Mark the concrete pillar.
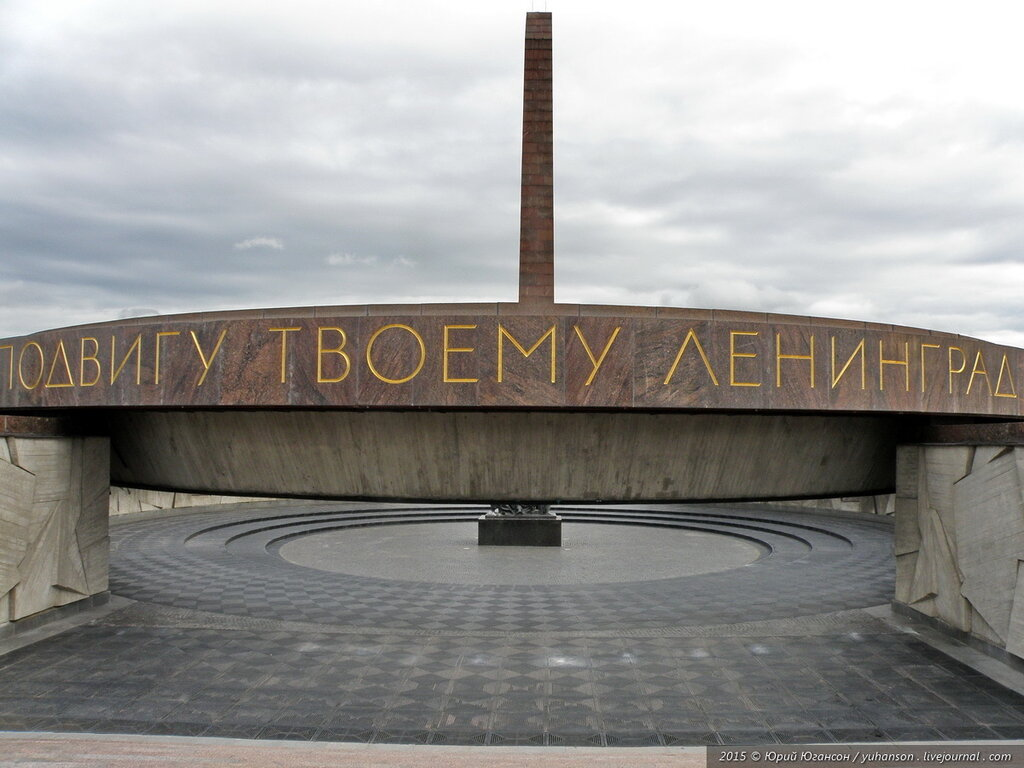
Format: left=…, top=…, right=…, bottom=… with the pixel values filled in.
left=894, top=436, right=1024, bottom=662
left=0, top=417, right=109, bottom=634
left=518, top=12, right=555, bottom=304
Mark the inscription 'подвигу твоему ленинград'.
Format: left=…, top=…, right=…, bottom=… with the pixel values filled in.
left=2, top=11, right=1022, bottom=424
left=0, top=307, right=1020, bottom=418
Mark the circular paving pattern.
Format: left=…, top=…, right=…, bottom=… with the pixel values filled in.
left=9, top=503, right=1024, bottom=747
left=110, top=503, right=895, bottom=633
left=277, top=522, right=764, bottom=584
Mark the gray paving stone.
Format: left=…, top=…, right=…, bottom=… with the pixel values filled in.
left=0, top=503, right=1021, bottom=746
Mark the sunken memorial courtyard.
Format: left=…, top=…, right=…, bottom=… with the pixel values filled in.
left=2, top=11, right=1024, bottom=754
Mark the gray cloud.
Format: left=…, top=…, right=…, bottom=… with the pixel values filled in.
left=1, top=0, right=1023, bottom=348
left=235, top=237, right=284, bottom=251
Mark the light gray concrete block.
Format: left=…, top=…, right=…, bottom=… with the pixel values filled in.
left=148, top=490, right=176, bottom=509
left=55, top=500, right=89, bottom=598
left=895, top=551, right=919, bottom=605
left=975, top=445, right=1009, bottom=469
left=77, top=442, right=109, bottom=593
left=894, top=494, right=922, bottom=557
left=172, top=492, right=263, bottom=508
left=109, top=486, right=142, bottom=515
left=922, top=446, right=972, bottom=544
left=9, top=439, right=72, bottom=504
left=972, top=607, right=1005, bottom=647
left=909, top=507, right=970, bottom=630
left=80, top=538, right=108, bottom=594
left=79, top=439, right=109, bottom=544
left=78, top=440, right=109, bottom=594
left=927, top=509, right=971, bottom=630
left=1015, top=450, right=1024, bottom=507
left=896, top=446, right=919, bottom=499
left=55, top=441, right=88, bottom=597
left=914, top=595, right=938, bottom=617
left=108, top=487, right=123, bottom=515
left=1, top=437, right=110, bottom=622
left=876, top=494, right=895, bottom=516
left=108, top=485, right=270, bottom=515
left=953, top=449, right=1024, bottom=644
left=11, top=510, right=61, bottom=620
left=1005, top=560, right=1024, bottom=659
left=0, top=458, right=36, bottom=599
left=739, top=494, right=895, bottom=517
left=894, top=443, right=1024, bottom=650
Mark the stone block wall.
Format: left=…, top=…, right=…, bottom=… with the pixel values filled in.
left=749, top=494, right=894, bottom=516
left=109, top=486, right=270, bottom=515
left=0, top=436, right=109, bottom=629
left=895, top=444, right=1024, bottom=659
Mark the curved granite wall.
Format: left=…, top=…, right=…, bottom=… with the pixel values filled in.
left=2, top=301, right=1017, bottom=502
left=1, top=303, right=1022, bottom=419
left=108, top=410, right=896, bottom=502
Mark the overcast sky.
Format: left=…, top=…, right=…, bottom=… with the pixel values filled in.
left=2, top=0, right=1023, bottom=344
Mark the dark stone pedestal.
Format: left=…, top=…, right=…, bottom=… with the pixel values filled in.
left=478, top=515, right=562, bottom=546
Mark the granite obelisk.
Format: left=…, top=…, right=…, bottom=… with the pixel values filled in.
left=480, top=12, right=562, bottom=546
left=517, top=12, right=555, bottom=304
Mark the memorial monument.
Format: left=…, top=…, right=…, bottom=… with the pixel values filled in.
left=2, top=13, right=1024, bottom=667
left=479, top=12, right=562, bottom=546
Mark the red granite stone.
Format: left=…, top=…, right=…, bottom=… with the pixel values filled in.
left=518, top=12, right=554, bottom=304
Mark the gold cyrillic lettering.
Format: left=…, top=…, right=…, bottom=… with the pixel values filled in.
left=317, top=327, right=351, bottom=383
left=664, top=328, right=718, bottom=386
left=879, top=340, right=909, bottom=392
left=729, top=331, right=761, bottom=387
left=110, top=334, right=142, bottom=385
left=443, top=325, right=478, bottom=383
left=366, top=324, right=425, bottom=384
left=948, top=346, right=966, bottom=394
left=574, top=325, right=621, bottom=386
left=920, top=343, right=940, bottom=393
left=154, top=331, right=180, bottom=385
left=17, top=342, right=44, bottom=390
left=995, top=354, right=1018, bottom=398
left=830, top=337, right=866, bottom=389
left=497, top=325, right=556, bottom=383
left=776, top=333, right=815, bottom=388
left=80, top=338, right=100, bottom=387
left=189, top=329, right=227, bottom=386
left=966, top=350, right=992, bottom=395
left=44, top=340, right=75, bottom=388
left=269, top=327, right=301, bottom=383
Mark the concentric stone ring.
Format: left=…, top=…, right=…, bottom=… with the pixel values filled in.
left=111, top=503, right=893, bottom=635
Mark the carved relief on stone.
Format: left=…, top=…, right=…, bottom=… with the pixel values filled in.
left=896, top=443, right=1024, bottom=659
left=0, top=437, right=109, bottom=625
left=486, top=503, right=555, bottom=518
left=953, top=447, right=1024, bottom=645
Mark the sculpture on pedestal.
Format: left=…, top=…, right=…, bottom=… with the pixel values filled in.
left=486, top=503, right=556, bottom=517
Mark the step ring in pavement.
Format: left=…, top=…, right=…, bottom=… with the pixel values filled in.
left=110, top=503, right=894, bottom=634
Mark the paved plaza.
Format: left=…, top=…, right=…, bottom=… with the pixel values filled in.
left=1, top=503, right=1023, bottom=747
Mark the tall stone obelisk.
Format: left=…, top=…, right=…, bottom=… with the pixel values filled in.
left=480, top=13, right=561, bottom=546
left=518, top=12, right=554, bottom=304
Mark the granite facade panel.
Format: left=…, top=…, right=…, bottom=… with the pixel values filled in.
left=1, top=306, right=1023, bottom=419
